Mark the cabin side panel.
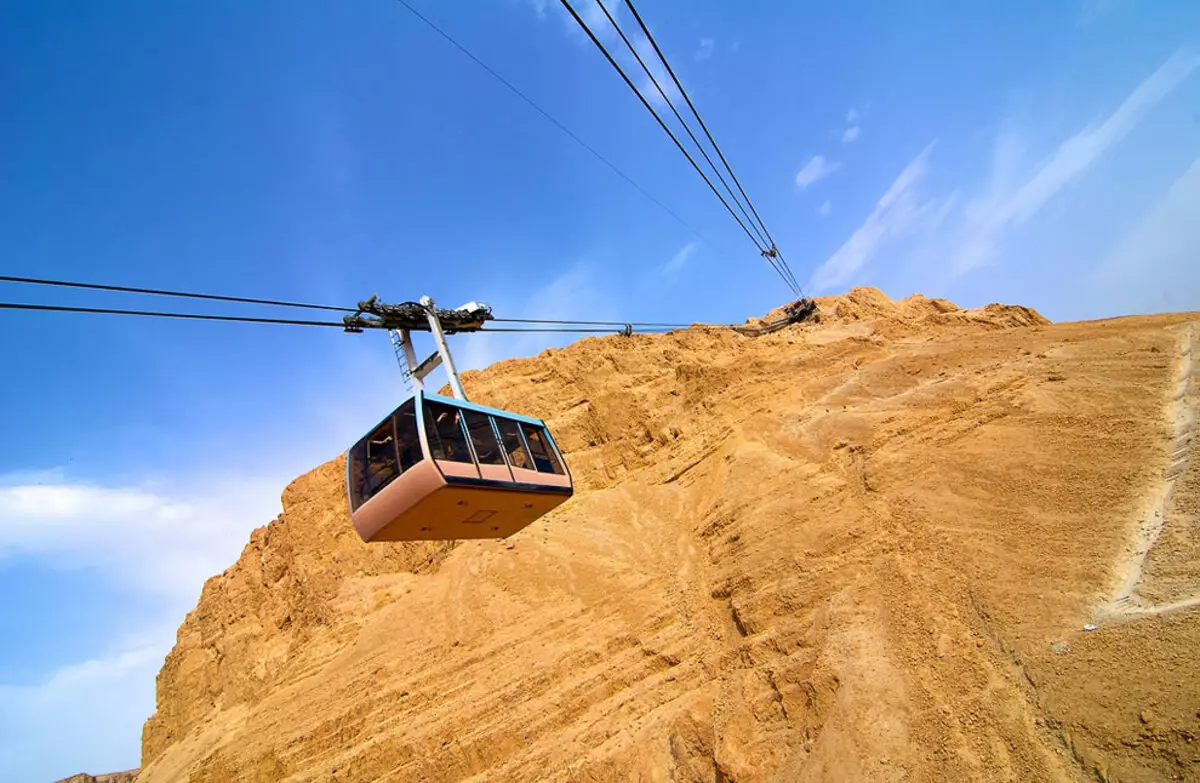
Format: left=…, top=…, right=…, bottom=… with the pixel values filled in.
left=372, top=484, right=570, bottom=541
left=351, top=460, right=446, bottom=542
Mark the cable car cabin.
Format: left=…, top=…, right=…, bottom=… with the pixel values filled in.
left=346, top=392, right=573, bottom=542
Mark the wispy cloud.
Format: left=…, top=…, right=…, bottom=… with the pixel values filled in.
left=807, top=143, right=940, bottom=292
left=843, top=108, right=861, bottom=143
left=457, top=261, right=618, bottom=374
left=0, top=465, right=309, bottom=780
left=1090, top=157, right=1200, bottom=316
left=1078, top=0, right=1128, bottom=26
left=662, top=241, right=699, bottom=284
left=695, top=38, right=714, bottom=62
left=538, top=0, right=680, bottom=107
left=808, top=49, right=1199, bottom=294
left=1, top=632, right=169, bottom=781
left=579, top=0, right=619, bottom=31
left=0, top=473, right=287, bottom=600
left=819, top=200, right=833, bottom=217
left=635, top=43, right=681, bottom=107
left=954, top=48, right=1200, bottom=273
left=795, top=155, right=841, bottom=189
left=525, top=0, right=550, bottom=19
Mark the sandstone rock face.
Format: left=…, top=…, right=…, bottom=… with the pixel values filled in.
left=54, top=770, right=139, bottom=783
left=140, top=289, right=1200, bottom=782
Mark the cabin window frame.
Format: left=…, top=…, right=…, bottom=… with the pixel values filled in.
left=393, top=399, right=422, bottom=474
left=494, top=416, right=535, bottom=471
left=542, top=428, right=569, bottom=479
left=353, top=415, right=401, bottom=510
left=423, top=399, right=477, bottom=465
left=462, top=409, right=506, bottom=466
left=518, top=423, right=565, bottom=475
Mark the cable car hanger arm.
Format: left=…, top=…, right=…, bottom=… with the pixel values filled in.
left=341, top=296, right=494, bottom=334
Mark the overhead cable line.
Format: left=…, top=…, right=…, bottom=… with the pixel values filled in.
left=1, top=271, right=817, bottom=336
left=492, top=317, right=692, bottom=327
left=554, top=0, right=781, bottom=270
left=586, top=0, right=798, bottom=296
left=1, top=296, right=817, bottom=336
left=391, top=0, right=707, bottom=245
left=589, top=0, right=770, bottom=252
left=0, top=273, right=693, bottom=331
left=0, top=274, right=354, bottom=312
left=621, top=0, right=803, bottom=295
left=0, top=302, right=349, bottom=327
left=0, top=301, right=681, bottom=335
left=481, top=326, right=667, bottom=333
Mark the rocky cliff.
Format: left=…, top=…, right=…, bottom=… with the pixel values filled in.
left=55, top=770, right=139, bottom=783
left=139, top=289, right=1200, bottom=782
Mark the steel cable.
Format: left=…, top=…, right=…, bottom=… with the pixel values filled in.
left=589, top=0, right=770, bottom=252
left=0, top=274, right=354, bottom=312
left=392, top=0, right=709, bottom=245
left=555, top=0, right=771, bottom=257
left=620, top=0, right=805, bottom=295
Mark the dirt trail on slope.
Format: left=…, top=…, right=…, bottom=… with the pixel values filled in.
left=1100, top=324, right=1200, bottom=621
left=138, top=289, right=1200, bottom=782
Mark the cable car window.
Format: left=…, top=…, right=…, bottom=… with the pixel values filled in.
left=362, top=417, right=401, bottom=501
left=348, top=439, right=368, bottom=511
left=521, top=424, right=565, bottom=475
left=495, top=418, right=534, bottom=470
left=424, top=401, right=474, bottom=463
left=463, top=410, right=504, bottom=465
left=394, top=400, right=421, bottom=472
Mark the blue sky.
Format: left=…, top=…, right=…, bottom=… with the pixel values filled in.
left=2, top=1, right=1198, bottom=779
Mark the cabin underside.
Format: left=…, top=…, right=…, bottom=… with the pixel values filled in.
left=370, top=482, right=571, bottom=541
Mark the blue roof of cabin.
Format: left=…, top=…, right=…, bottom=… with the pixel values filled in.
left=421, top=392, right=546, bottom=426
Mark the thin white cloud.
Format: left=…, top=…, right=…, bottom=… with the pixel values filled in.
left=954, top=48, right=1200, bottom=273
left=795, top=155, right=841, bottom=189
left=1078, top=0, right=1128, bottom=25
left=457, top=261, right=618, bottom=373
left=807, top=143, right=939, bottom=292
left=1, top=632, right=169, bottom=781
left=636, top=42, right=680, bottom=107
left=695, top=38, right=714, bottom=62
left=808, top=50, right=1198, bottom=295
left=729, top=38, right=742, bottom=55
left=1009, top=51, right=1197, bottom=225
left=819, top=200, right=833, bottom=217
left=0, top=474, right=286, bottom=600
left=842, top=108, right=862, bottom=143
left=1090, top=157, right=1200, bottom=316
left=562, top=0, right=680, bottom=107
left=580, top=0, right=620, bottom=31
left=0, top=376, right=403, bottom=780
left=662, top=241, right=699, bottom=283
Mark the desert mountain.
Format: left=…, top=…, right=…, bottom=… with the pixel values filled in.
left=135, top=288, right=1199, bottom=782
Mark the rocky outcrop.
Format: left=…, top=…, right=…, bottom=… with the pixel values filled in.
left=139, top=290, right=1200, bottom=782
left=54, top=770, right=139, bottom=783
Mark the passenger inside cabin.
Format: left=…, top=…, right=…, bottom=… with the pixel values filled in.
left=431, top=411, right=449, bottom=459
left=508, top=445, right=530, bottom=469
left=395, top=406, right=422, bottom=470
left=494, top=417, right=533, bottom=470
left=367, top=432, right=398, bottom=489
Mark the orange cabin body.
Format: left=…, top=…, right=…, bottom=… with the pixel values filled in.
left=346, top=392, right=573, bottom=542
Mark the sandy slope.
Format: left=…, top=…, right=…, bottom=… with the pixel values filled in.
left=138, top=288, right=1200, bottom=782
